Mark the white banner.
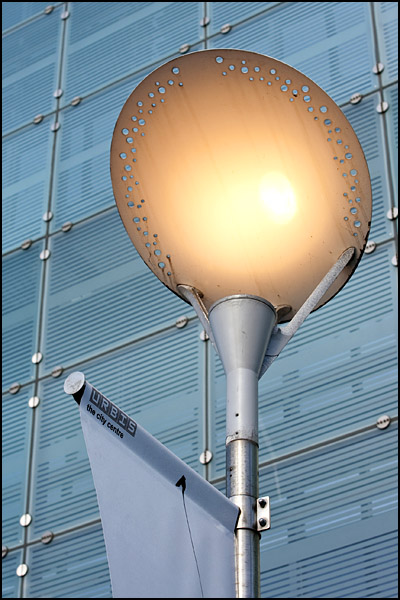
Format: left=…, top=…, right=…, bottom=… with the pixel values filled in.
left=78, top=380, right=238, bottom=598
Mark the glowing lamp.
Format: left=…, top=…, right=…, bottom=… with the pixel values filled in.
left=111, top=49, right=371, bottom=321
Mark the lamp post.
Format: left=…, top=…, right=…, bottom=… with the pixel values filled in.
left=110, top=49, right=371, bottom=598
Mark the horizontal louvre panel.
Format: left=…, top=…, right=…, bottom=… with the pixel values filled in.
left=2, top=245, right=42, bottom=390
left=2, top=8, right=60, bottom=133
left=259, top=426, right=398, bottom=597
left=3, top=63, right=57, bottom=135
left=343, top=94, right=392, bottom=242
left=209, top=2, right=278, bottom=34
left=369, top=173, right=393, bottom=240
left=209, top=2, right=376, bottom=105
left=2, top=321, right=36, bottom=390
left=2, top=121, right=53, bottom=186
left=52, top=67, right=164, bottom=229
left=42, top=210, right=192, bottom=372
left=69, top=2, right=154, bottom=44
left=1, top=549, right=23, bottom=599
left=2, top=180, right=46, bottom=253
left=2, top=8, right=59, bottom=78
left=2, top=387, right=33, bottom=546
left=261, top=529, right=398, bottom=598
left=32, top=320, right=203, bottom=538
left=258, top=334, right=397, bottom=458
left=64, top=2, right=202, bottom=103
left=261, top=428, right=398, bottom=542
left=30, top=372, right=99, bottom=536
left=25, top=524, right=111, bottom=598
left=209, top=242, right=398, bottom=477
left=387, top=85, right=398, bottom=149
left=2, top=2, right=51, bottom=32
left=2, top=121, right=52, bottom=253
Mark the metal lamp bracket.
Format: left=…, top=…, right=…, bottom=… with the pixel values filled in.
left=178, top=247, right=355, bottom=375
left=259, top=247, right=355, bottom=378
left=177, top=284, right=218, bottom=348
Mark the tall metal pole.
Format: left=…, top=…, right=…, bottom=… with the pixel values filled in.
left=209, top=296, right=277, bottom=598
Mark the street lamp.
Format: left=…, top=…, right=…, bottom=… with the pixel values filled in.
left=110, top=49, right=371, bottom=598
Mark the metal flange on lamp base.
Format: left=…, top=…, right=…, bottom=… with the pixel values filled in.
left=209, top=295, right=277, bottom=599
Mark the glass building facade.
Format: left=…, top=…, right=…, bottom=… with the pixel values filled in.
left=2, top=2, right=398, bottom=597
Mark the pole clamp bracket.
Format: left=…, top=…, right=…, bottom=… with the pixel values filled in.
left=230, top=495, right=271, bottom=532
left=257, top=496, right=270, bottom=532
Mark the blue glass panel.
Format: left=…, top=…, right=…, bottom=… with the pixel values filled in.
left=2, top=120, right=53, bottom=252
left=2, top=8, right=61, bottom=133
left=1, top=548, right=23, bottom=599
left=41, top=209, right=193, bottom=373
left=343, top=93, right=393, bottom=243
left=374, top=2, right=398, bottom=86
left=259, top=426, right=398, bottom=598
left=31, top=319, right=204, bottom=538
left=2, top=386, right=33, bottom=546
left=64, top=2, right=203, bottom=102
left=29, top=378, right=99, bottom=539
left=2, top=244, right=43, bottom=391
left=25, top=524, right=112, bottom=598
left=209, top=2, right=376, bottom=105
left=209, top=2, right=279, bottom=34
left=2, top=2, right=52, bottom=32
left=261, top=530, right=398, bottom=598
left=209, top=241, right=398, bottom=478
left=3, top=63, right=58, bottom=135
left=69, top=2, right=156, bottom=44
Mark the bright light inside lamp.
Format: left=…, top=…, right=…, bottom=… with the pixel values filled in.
left=259, top=172, right=297, bottom=224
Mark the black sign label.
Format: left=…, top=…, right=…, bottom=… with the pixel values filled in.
left=89, top=387, right=137, bottom=438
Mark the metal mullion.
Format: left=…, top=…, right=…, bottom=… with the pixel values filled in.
left=204, top=2, right=209, bottom=49
left=33, top=1, right=70, bottom=375
left=4, top=516, right=103, bottom=555
left=378, top=90, right=399, bottom=257
left=369, top=2, right=398, bottom=256
left=20, top=5, right=69, bottom=597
